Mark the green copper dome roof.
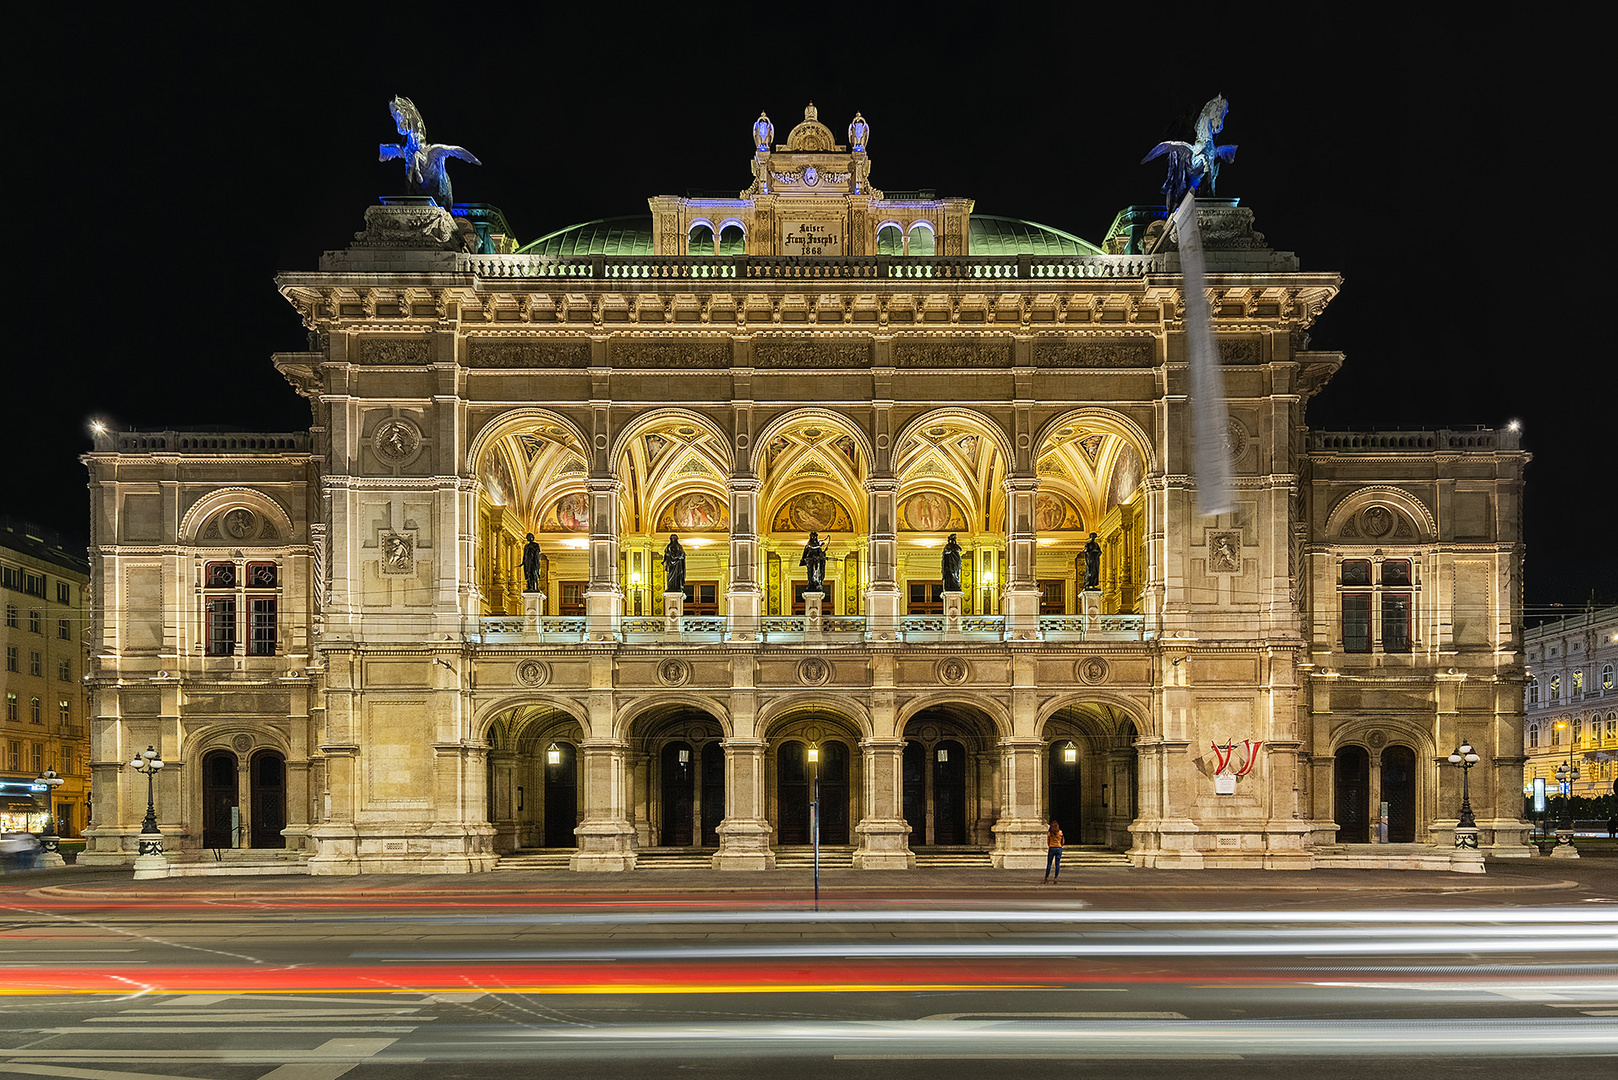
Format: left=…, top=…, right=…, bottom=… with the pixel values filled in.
left=517, top=213, right=1101, bottom=257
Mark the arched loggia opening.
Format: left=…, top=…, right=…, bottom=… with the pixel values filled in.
left=766, top=710, right=863, bottom=849
left=628, top=705, right=727, bottom=849
left=484, top=705, right=584, bottom=854
left=1042, top=701, right=1140, bottom=848
left=901, top=703, right=998, bottom=847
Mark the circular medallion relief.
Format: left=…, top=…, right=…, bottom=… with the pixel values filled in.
left=936, top=657, right=971, bottom=686
left=1360, top=506, right=1393, bottom=538
left=516, top=660, right=550, bottom=688
left=658, top=658, right=691, bottom=687
left=1224, top=417, right=1250, bottom=459
left=373, top=417, right=421, bottom=464
left=1077, top=657, right=1110, bottom=685
left=797, top=657, right=831, bottom=686
left=223, top=508, right=257, bottom=539
left=1367, top=729, right=1388, bottom=749
left=231, top=734, right=253, bottom=754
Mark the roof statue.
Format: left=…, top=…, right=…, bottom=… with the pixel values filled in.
left=1140, top=95, right=1238, bottom=210
left=378, top=96, right=481, bottom=208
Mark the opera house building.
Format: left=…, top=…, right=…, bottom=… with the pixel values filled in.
left=79, top=105, right=1531, bottom=873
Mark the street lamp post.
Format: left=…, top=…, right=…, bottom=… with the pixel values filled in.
left=1552, top=719, right=1580, bottom=857
left=35, top=768, right=65, bottom=867
left=129, top=745, right=168, bottom=877
left=806, top=742, right=820, bottom=911
left=1447, top=740, right=1480, bottom=848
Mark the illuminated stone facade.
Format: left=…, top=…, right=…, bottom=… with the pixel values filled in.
left=80, top=107, right=1533, bottom=872
left=1521, top=605, right=1618, bottom=800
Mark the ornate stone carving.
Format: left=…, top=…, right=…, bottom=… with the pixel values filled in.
left=1367, top=729, right=1388, bottom=749
left=223, top=508, right=257, bottom=540
left=1206, top=530, right=1242, bottom=575
left=351, top=202, right=459, bottom=249
left=1077, top=656, right=1109, bottom=685
left=753, top=340, right=869, bottom=368
left=372, top=417, right=421, bottom=465
left=232, top=734, right=253, bottom=754
left=784, top=104, right=839, bottom=152
left=516, top=660, right=550, bottom=688
left=1223, top=416, right=1250, bottom=459
left=1219, top=340, right=1260, bottom=365
left=658, top=658, right=691, bottom=687
left=379, top=533, right=415, bottom=575
left=610, top=341, right=730, bottom=368
left=467, top=341, right=591, bottom=368
left=936, top=657, right=970, bottom=686
left=353, top=338, right=430, bottom=365
left=1034, top=341, right=1156, bottom=368
left=1360, top=505, right=1394, bottom=538
left=797, top=657, right=831, bottom=686
left=893, top=341, right=1010, bottom=369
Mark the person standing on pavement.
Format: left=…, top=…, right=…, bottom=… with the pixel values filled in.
left=1043, top=819, right=1064, bottom=883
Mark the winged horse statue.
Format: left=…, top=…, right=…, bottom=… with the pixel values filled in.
left=1141, top=95, right=1239, bottom=210
left=379, top=96, right=480, bottom=208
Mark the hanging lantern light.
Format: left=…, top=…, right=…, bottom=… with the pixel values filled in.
left=1063, top=741, right=1077, bottom=765
left=546, top=742, right=561, bottom=766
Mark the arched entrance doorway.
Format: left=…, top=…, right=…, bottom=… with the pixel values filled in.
left=902, top=704, right=997, bottom=846
left=201, top=749, right=238, bottom=849
left=250, top=751, right=286, bottom=849
left=543, top=741, right=578, bottom=848
left=1380, top=745, right=1416, bottom=843
left=776, top=739, right=852, bottom=845
left=1335, top=745, right=1370, bottom=843
left=1042, top=702, right=1139, bottom=847
left=629, top=705, right=726, bottom=849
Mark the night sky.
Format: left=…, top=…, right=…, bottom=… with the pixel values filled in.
left=12, top=11, right=1607, bottom=615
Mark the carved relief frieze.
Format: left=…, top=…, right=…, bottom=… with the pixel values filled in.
left=352, top=338, right=430, bottom=365
left=754, top=339, right=870, bottom=368
left=379, top=532, right=415, bottom=575
left=467, top=340, right=591, bottom=368
left=372, top=417, right=422, bottom=466
left=610, top=341, right=731, bottom=368
left=1218, top=339, right=1261, bottom=365
left=893, top=341, right=1010, bottom=368
left=1033, top=341, right=1156, bottom=368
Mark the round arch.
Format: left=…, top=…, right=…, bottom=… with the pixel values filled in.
left=749, top=406, right=876, bottom=479
left=757, top=693, right=873, bottom=742
left=609, top=408, right=736, bottom=479
left=473, top=694, right=590, bottom=746
left=1034, top=691, right=1154, bottom=741
left=896, top=693, right=1013, bottom=739
left=891, top=408, right=1016, bottom=471
left=465, top=407, right=592, bottom=477
left=1032, top=407, right=1158, bottom=476
left=611, top=693, right=734, bottom=744
left=1324, top=485, right=1439, bottom=542
left=179, top=487, right=297, bottom=544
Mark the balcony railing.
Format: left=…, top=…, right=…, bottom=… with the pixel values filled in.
left=465, top=613, right=1148, bottom=645
left=459, top=253, right=1161, bottom=282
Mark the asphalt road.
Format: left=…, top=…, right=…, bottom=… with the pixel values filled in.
left=3, top=859, right=1617, bottom=1078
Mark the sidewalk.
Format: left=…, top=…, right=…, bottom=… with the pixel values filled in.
left=11, top=855, right=1618, bottom=907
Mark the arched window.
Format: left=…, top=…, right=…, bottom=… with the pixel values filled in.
left=1527, top=724, right=1539, bottom=749
left=1607, top=713, right=1617, bottom=744
left=1603, top=663, right=1615, bottom=692
left=1527, top=676, right=1539, bottom=705
left=1550, top=674, right=1561, bottom=701
left=1573, top=719, right=1583, bottom=745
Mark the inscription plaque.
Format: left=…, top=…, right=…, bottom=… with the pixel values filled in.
left=781, top=220, right=843, bottom=256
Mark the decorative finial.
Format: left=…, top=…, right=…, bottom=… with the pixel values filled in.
left=378, top=96, right=481, bottom=208
left=1139, top=95, right=1238, bottom=210
left=804, top=102, right=818, bottom=122
left=848, top=112, right=869, bottom=153
left=753, top=111, right=773, bottom=154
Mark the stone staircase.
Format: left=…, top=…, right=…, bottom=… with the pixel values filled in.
left=495, top=844, right=1131, bottom=871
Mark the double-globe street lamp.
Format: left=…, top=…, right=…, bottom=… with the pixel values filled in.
left=1447, top=740, right=1480, bottom=849
left=129, top=745, right=165, bottom=856
left=1553, top=719, right=1580, bottom=852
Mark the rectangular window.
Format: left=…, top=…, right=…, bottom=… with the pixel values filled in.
left=246, top=562, right=278, bottom=589
left=793, top=581, right=835, bottom=615
left=4, top=604, right=15, bottom=627
left=21, top=571, right=45, bottom=598
left=58, top=618, right=70, bottom=640
left=907, top=580, right=946, bottom=615
left=29, top=651, right=41, bottom=677
left=680, top=582, right=719, bottom=616
left=559, top=581, right=586, bottom=617
left=58, top=700, right=69, bottom=726
left=206, top=596, right=237, bottom=656
left=1342, top=594, right=1372, bottom=653
left=7, top=741, right=18, bottom=771
left=1341, top=560, right=1372, bottom=586
left=57, top=581, right=70, bottom=604
left=4, top=646, right=14, bottom=672
left=206, top=562, right=237, bottom=589
left=57, top=658, right=71, bottom=682
left=249, top=598, right=277, bottom=656
left=1382, top=592, right=1412, bottom=653
left=61, top=745, right=73, bottom=774
left=5, top=693, right=15, bottom=721
left=30, top=698, right=41, bottom=724
left=1038, top=579, right=1067, bottom=615
left=29, top=610, right=40, bottom=634
left=32, top=743, right=43, bottom=773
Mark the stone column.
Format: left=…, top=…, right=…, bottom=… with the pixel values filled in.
left=727, top=476, right=763, bottom=641
left=571, top=740, right=636, bottom=871
left=1002, top=475, right=1040, bottom=640
left=584, top=476, right=623, bottom=643
left=714, top=737, right=774, bottom=869
left=864, top=476, right=901, bottom=640
left=854, top=737, right=912, bottom=868
left=990, top=736, right=1047, bottom=868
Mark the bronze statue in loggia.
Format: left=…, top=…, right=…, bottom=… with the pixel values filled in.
left=662, top=533, right=687, bottom=593
left=800, top=531, right=829, bottom=592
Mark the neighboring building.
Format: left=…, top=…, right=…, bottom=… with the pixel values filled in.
left=0, top=517, right=90, bottom=835
left=79, top=105, right=1532, bottom=873
left=1522, top=605, right=1618, bottom=799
